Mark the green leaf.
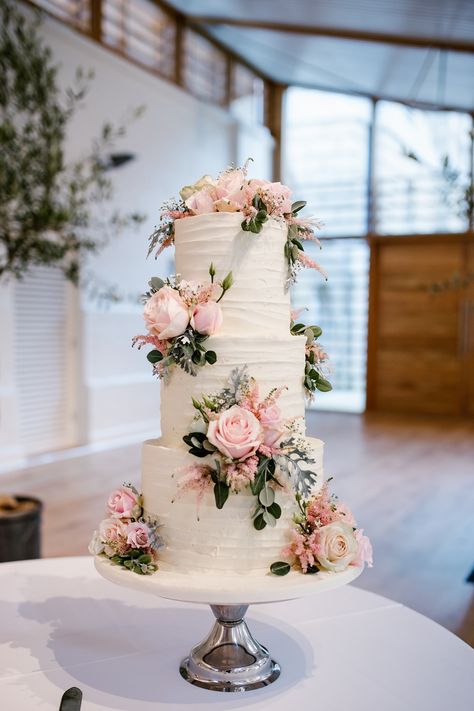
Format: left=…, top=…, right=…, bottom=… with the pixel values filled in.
left=251, top=458, right=269, bottom=495
left=138, top=554, right=151, bottom=564
left=263, top=510, right=277, bottom=527
left=256, top=210, right=268, bottom=222
left=254, top=513, right=267, bottom=530
left=267, top=502, right=282, bottom=519
left=291, top=200, right=306, bottom=214
left=241, top=219, right=251, bottom=232
left=147, top=350, right=163, bottom=364
left=249, top=219, right=261, bottom=234
left=270, top=561, right=291, bottom=576
left=192, top=350, right=203, bottom=365
left=291, top=323, right=306, bottom=334
left=306, top=565, right=320, bottom=575
left=310, top=325, right=323, bottom=338
left=316, top=378, right=332, bottom=392
left=149, top=276, right=164, bottom=291
left=292, top=238, right=304, bottom=250
left=259, top=486, right=275, bottom=507
left=205, top=350, right=217, bottom=364
left=213, top=481, right=229, bottom=509
left=189, top=448, right=209, bottom=458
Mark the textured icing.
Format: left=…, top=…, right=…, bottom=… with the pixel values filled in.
left=174, top=212, right=290, bottom=337
left=160, top=333, right=306, bottom=446
left=142, top=437, right=324, bottom=573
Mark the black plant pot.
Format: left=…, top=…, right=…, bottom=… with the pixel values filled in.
left=0, top=496, right=42, bottom=562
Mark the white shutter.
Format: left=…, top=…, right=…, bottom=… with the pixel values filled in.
left=13, top=266, right=78, bottom=455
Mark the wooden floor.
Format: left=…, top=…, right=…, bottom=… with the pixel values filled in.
left=2, top=412, right=474, bottom=646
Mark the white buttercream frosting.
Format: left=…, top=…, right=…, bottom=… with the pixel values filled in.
left=174, top=212, right=290, bottom=337
left=160, top=333, right=306, bottom=446
left=142, top=437, right=324, bottom=573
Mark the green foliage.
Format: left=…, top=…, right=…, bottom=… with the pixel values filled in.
left=270, top=561, right=291, bottom=576
left=0, top=1, right=145, bottom=283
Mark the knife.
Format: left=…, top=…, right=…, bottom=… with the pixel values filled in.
left=59, top=687, right=82, bottom=711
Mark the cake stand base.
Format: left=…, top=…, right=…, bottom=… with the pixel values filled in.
left=95, top=557, right=363, bottom=693
left=179, top=604, right=280, bottom=692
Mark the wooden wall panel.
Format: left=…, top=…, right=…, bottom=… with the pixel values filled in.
left=367, top=236, right=473, bottom=416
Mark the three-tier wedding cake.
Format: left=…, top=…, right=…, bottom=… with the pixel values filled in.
left=90, top=165, right=372, bottom=580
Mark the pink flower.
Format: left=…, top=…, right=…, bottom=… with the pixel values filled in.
left=185, top=188, right=216, bottom=215
left=259, top=402, right=282, bottom=428
left=262, top=427, right=285, bottom=449
left=126, top=521, right=150, bottom=549
left=191, top=300, right=223, bottom=335
left=264, top=181, right=292, bottom=214
left=224, top=455, right=258, bottom=491
left=352, top=529, right=373, bottom=568
left=144, top=286, right=190, bottom=340
left=312, top=521, right=359, bottom=572
left=107, top=486, right=141, bottom=519
left=207, top=405, right=263, bottom=461
left=99, top=517, right=127, bottom=543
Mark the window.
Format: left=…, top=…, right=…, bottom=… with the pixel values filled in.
left=103, top=0, right=175, bottom=78
left=285, top=88, right=371, bottom=412
left=34, top=0, right=89, bottom=30
left=230, top=63, right=264, bottom=126
left=374, top=102, right=472, bottom=234
left=183, top=29, right=227, bottom=105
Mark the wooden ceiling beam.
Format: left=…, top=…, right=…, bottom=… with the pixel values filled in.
left=189, top=15, right=474, bottom=54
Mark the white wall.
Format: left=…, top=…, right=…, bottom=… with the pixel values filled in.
left=0, top=12, right=274, bottom=469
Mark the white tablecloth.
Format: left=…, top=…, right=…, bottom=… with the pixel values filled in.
left=1, top=556, right=472, bottom=710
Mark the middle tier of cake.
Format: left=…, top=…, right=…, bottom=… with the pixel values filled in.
left=160, top=333, right=307, bottom=446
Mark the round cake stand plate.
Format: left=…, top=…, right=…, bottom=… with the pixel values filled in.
left=95, top=557, right=362, bottom=693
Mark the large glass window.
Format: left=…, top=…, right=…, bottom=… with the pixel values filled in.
left=285, top=88, right=371, bottom=412
left=374, top=103, right=472, bottom=234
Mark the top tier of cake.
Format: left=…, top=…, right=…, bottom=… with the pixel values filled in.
left=174, top=211, right=291, bottom=337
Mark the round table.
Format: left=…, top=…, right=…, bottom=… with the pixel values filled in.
left=1, top=557, right=472, bottom=710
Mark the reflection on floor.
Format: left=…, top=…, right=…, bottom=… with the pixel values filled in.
left=1, top=412, right=473, bottom=647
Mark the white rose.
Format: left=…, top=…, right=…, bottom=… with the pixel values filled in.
left=314, top=521, right=359, bottom=572
left=179, top=174, right=215, bottom=201
left=88, top=530, right=104, bottom=556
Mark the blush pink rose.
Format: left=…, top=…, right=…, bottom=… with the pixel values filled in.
left=107, top=487, right=141, bottom=519
left=265, top=181, right=292, bottom=213
left=185, top=188, right=216, bottom=215
left=259, top=403, right=285, bottom=449
left=207, top=405, right=263, bottom=461
left=191, top=300, right=223, bottom=335
left=144, top=286, right=189, bottom=340
left=352, top=529, right=373, bottom=568
left=99, top=517, right=127, bottom=543
left=126, top=521, right=150, bottom=549
left=312, top=521, right=359, bottom=572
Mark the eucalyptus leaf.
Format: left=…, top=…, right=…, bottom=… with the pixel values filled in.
left=258, top=486, right=275, bottom=507
left=149, top=277, right=164, bottom=291
left=205, top=350, right=217, bottom=364
left=270, top=561, right=291, bottom=576
left=316, top=378, right=333, bottom=392
left=147, top=350, right=163, bottom=364
left=253, top=513, right=267, bottom=531
left=267, top=502, right=282, bottom=519
left=291, top=200, right=307, bottom=214
left=262, top=510, right=277, bottom=527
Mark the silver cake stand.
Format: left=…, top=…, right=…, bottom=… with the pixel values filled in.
left=95, top=556, right=362, bottom=693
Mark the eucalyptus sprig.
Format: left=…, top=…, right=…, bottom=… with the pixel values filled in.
left=291, top=319, right=332, bottom=398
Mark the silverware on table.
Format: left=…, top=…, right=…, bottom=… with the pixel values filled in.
left=58, top=687, right=82, bottom=711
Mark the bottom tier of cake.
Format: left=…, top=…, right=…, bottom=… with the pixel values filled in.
left=142, top=436, right=325, bottom=574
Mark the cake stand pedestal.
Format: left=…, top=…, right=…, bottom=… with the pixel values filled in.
left=95, top=557, right=362, bottom=693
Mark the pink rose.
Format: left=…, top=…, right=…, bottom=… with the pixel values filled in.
left=259, top=403, right=285, bottom=449
left=144, top=286, right=189, bottom=340
left=191, top=300, right=223, bottom=335
left=107, top=486, right=141, bottom=519
left=312, top=521, right=359, bottom=572
left=185, top=188, right=216, bottom=215
left=265, top=181, right=292, bottom=213
left=99, top=517, right=127, bottom=543
left=259, top=403, right=282, bottom=428
left=352, top=529, right=373, bottom=568
left=207, top=405, right=263, bottom=461
left=126, top=521, right=150, bottom=549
